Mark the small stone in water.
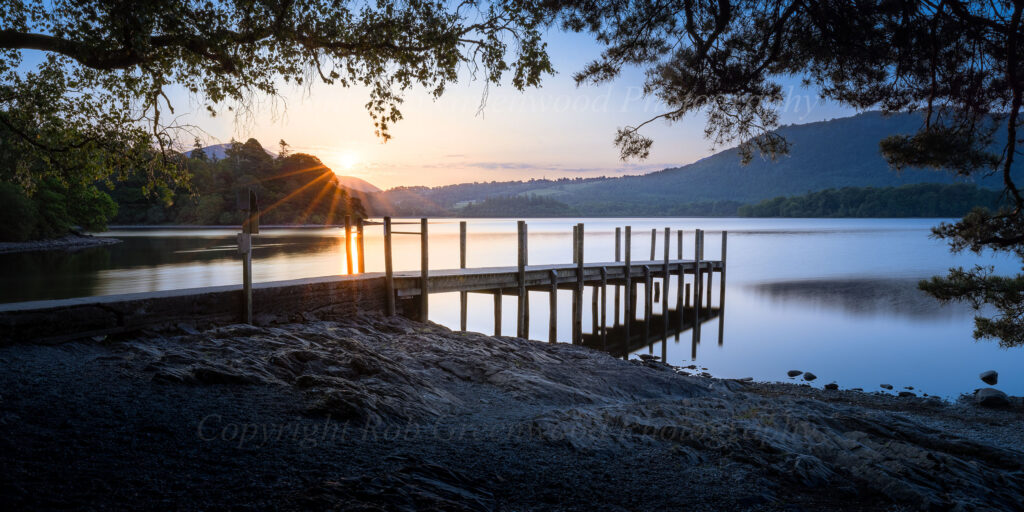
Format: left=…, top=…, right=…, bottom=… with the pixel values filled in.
left=979, top=370, right=998, bottom=386
left=803, top=372, right=817, bottom=382
left=880, top=384, right=893, bottom=390
left=787, top=370, right=803, bottom=378
left=975, top=388, right=1009, bottom=408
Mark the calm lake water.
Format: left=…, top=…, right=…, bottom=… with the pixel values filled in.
left=2, top=218, right=1022, bottom=398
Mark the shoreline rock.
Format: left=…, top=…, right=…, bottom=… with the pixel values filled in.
left=0, top=233, right=122, bottom=254
left=980, top=370, right=999, bottom=386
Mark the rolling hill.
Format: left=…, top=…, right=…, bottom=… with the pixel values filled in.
left=367, top=111, right=1020, bottom=217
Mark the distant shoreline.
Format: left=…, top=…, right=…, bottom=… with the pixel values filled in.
left=0, top=234, right=122, bottom=255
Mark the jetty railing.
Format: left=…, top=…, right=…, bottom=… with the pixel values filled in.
left=333, top=217, right=727, bottom=357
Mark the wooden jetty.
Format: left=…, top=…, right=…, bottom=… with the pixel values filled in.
left=377, top=217, right=727, bottom=354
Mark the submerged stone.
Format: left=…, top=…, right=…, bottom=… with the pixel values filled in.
left=787, top=370, right=803, bottom=378
left=979, top=370, right=998, bottom=386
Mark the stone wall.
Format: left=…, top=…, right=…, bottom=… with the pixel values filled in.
left=0, top=274, right=411, bottom=345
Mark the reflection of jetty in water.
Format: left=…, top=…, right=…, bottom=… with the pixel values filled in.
left=581, top=302, right=723, bottom=360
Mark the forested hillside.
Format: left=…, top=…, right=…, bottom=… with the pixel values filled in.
left=738, top=184, right=1004, bottom=218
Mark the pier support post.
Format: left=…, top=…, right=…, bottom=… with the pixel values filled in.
left=643, top=265, right=652, bottom=347
left=623, top=226, right=632, bottom=357
left=600, top=266, right=608, bottom=351
left=345, top=215, right=353, bottom=274
left=238, top=233, right=253, bottom=324
left=720, top=231, right=728, bottom=308
left=517, top=221, right=528, bottom=338
left=494, top=290, right=502, bottom=336
left=420, top=218, right=429, bottom=323
left=383, top=217, right=395, bottom=316
left=460, top=221, right=467, bottom=331
left=693, top=230, right=702, bottom=343
left=573, top=223, right=585, bottom=344
left=356, top=218, right=365, bottom=273
left=614, top=227, right=621, bottom=327
left=650, top=228, right=656, bottom=260
left=719, top=231, right=728, bottom=346
left=548, top=270, right=558, bottom=343
left=663, top=227, right=670, bottom=343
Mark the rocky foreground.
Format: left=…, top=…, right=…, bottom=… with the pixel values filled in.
left=1, top=314, right=1022, bottom=511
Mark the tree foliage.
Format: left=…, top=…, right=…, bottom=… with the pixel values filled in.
left=0, top=0, right=554, bottom=227
left=110, top=138, right=365, bottom=226
left=559, top=0, right=1024, bottom=346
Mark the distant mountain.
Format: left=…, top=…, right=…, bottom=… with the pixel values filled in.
left=367, top=111, right=1021, bottom=217
left=185, top=143, right=276, bottom=161
left=334, top=175, right=382, bottom=193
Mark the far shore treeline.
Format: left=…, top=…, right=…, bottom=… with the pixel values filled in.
left=0, top=138, right=367, bottom=242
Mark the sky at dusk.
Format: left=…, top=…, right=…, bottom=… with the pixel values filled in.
left=168, top=30, right=856, bottom=190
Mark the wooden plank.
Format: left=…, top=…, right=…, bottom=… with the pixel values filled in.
left=517, top=220, right=527, bottom=338
left=383, top=217, right=395, bottom=316
left=460, top=221, right=467, bottom=331
left=356, top=217, right=365, bottom=273
left=650, top=228, right=656, bottom=260
left=345, top=215, right=353, bottom=275
left=420, top=218, right=428, bottom=322
left=548, top=270, right=557, bottom=343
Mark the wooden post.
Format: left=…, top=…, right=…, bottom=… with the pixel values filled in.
left=677, top=229, right=683, bottom=260
left=548, top=270, right=558, bottom=343
left=494, top=290, right=502, bottom=336
left=345, top=215, right=353, bottom=274
left=420, top=218, right=429, bottom=323
left=591, top=284, right=599, bottom=335
left=676, top=262, right=685, bottom=325
left=572, top=225, right=579, bottom=264
left=460, top=221, right=467, bottom=331
left=650, top=228, right=656, bottom=261
left=663, top=227, right=670, bottom=344
left=643, top=265, right=652, bottom=345
left=238, top=232, right=253, bottom=324
left=692, top=229, right=702, bottom=343
left=384, top=217, right=395, bottom=316
left=614, top=227, right=621, bottom=327
left=356, top=218, right=365, bottom=273
left=623, top=226, right=632, bottom=356
left=685, top=283, right=691, bottom=307
left=719, top=231, right=728, bottom=312
left=600, top=266, right=608, bottom=351
left=719, top=232, right=727, bottom=346
left=517, top=220, right=528, bottom=338
left=574, top=223, right=585, bottom=344
left=705, top=231, right=712, bottom=309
